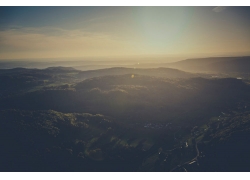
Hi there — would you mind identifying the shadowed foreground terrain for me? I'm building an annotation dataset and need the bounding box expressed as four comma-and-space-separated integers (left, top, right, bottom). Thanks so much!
1, 63, 250, 172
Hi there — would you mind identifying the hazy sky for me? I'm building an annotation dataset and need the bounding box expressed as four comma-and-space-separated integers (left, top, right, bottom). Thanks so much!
0, 6, 250, 60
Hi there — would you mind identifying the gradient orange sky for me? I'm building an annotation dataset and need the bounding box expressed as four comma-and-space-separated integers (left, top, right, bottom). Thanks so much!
0, 7, 250, 60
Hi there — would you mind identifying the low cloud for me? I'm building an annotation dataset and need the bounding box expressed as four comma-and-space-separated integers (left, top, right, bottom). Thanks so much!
212, 7, 227, 13
0, 27, 135, 59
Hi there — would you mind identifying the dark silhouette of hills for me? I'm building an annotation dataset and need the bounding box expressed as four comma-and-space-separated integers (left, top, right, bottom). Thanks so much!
1, 74, 249, 124
1, 64, 250, 172
78, 67, 197, 79
0, 67, 205, 98
44, 66, 77, 72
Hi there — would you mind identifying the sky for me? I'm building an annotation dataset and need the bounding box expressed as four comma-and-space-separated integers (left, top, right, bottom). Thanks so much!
0, 6, 250, 60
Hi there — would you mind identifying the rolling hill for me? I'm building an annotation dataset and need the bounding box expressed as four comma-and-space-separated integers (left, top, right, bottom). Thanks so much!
1, 64, 250, 171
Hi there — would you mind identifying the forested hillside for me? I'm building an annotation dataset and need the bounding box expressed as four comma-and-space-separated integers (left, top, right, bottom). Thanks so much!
1, 67, 250, 171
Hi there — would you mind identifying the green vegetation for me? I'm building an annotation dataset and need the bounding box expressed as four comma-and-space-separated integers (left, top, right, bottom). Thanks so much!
1, 65, 250, 171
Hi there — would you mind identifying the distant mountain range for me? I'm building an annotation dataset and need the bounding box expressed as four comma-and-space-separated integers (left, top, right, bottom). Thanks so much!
165, 56, 250, 73
1, 56, 250, 74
